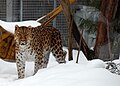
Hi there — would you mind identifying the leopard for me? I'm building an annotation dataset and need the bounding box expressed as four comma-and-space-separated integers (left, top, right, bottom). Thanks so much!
14, 25, 66, 79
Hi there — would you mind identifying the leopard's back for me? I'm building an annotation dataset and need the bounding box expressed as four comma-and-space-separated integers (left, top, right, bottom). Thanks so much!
31, 26, 62, 52
31, 26, 52, 54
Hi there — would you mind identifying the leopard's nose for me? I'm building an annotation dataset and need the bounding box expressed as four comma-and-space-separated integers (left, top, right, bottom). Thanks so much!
21, 43, 25, 45
20, 41, 26, 45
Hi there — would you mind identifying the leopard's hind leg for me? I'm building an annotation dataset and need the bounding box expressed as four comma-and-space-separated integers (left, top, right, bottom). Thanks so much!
51, 31, 66, 63
34, 52, 49, 75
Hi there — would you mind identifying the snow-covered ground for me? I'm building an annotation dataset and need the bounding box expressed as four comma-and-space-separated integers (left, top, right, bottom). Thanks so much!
0, 20, 120, 86
0, 48, 120, 86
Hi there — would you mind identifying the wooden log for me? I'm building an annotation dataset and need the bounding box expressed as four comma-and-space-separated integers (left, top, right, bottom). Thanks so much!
0, 26, 15, 62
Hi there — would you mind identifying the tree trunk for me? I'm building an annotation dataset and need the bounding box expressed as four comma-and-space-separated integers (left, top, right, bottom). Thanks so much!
94, 0, 119, 61
58, 0, 73, 61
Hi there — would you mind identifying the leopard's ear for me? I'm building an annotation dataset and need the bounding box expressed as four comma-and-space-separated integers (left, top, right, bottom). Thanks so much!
15, 25, 19, 33
28, 26, 32, 30
15, 25, 19, 28
15, 25, 19, 30
28, 25, 32, 28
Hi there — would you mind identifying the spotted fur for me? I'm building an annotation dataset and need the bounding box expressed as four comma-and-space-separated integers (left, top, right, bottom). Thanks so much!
14, 25, 66, 79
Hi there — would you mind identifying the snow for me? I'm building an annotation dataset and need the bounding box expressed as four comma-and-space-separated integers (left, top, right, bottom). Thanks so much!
0, 20, 41, 33
0, 48, 120, 86
0, 20, 120, 86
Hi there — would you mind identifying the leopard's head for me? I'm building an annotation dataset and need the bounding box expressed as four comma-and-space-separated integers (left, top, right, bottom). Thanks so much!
14, 25, 32, 47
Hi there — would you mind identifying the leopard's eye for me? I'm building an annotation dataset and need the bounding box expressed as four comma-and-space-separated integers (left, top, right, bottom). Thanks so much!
26, 32, 29, 35
16, 31, 19, 34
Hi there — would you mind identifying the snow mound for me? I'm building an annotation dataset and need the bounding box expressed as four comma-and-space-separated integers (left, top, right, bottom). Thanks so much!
87, 59, 105, 68
0, 20, 41, 33
0, 58, 120, 86
0, 49, 120, 86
